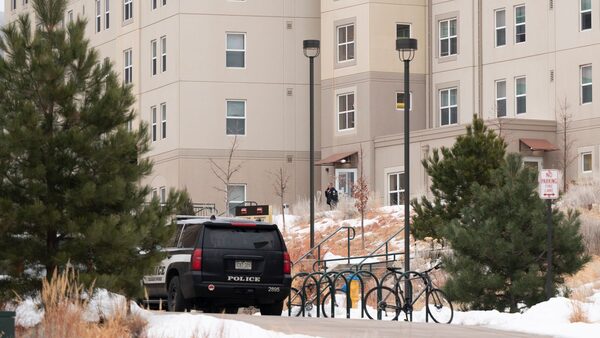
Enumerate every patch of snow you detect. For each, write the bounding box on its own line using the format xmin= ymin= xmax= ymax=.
xmin=14 ymin=298 xmax=44 ymax=328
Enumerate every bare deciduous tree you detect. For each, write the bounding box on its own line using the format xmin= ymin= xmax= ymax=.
xmin=209 ymin=136 xmax=243 ymax=215
xmin=270 ymin=167 xmax=290 ymax=232
xmin=353 ymin=146 xmax=369 ymax=249
xmin=556 ymin=98 xmax=577 ymax=192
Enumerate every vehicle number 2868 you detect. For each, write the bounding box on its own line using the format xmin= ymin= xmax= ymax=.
xmin=268 ymin=287 xmax=280 ymax=293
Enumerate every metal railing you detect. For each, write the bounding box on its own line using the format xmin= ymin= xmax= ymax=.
xmin=292 ymin=226 xmax=356 ymax=270
xmin=352 ymin=226 xmax=406 ymax=271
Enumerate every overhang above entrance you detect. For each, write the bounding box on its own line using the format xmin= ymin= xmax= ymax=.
xmin=315 ymin=151 xmax=357 ymax=166
xmin=519 ymin=138 xmax=559 ymax=152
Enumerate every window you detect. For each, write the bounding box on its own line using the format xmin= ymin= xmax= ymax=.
xmin=515 ymin=77 xmax=526 ymax=114
xmin=160 ymin=36 xmax=167 ymax=72
xmin=582 ymin=152 xmax=592 ymax=173
xmin=160 ymin=103 xmax=167 ymax=139
xmin=68 ymin=10 xmax=74 ymax=23
xmin=123 ymin=49 xmax=133 ymax=84
xmin=159 ymin=186 xmax=166 ymax=203
xmin=226 ymin=33 xmax=245 ymax=68
xmin=105 ymin=0 xmax=110 ymax=29
xmin=396 ymin=23 xmax=411 ymax=39
xmin=11 ymin=0 xmax=16 ymax=11
xmin=162 ymin=0 xmax=167 ymax=5
xmin=495 ymin=9 xmax=506 ymax=47
xmin=439 ymin=88 xmax=458 ymax=125
xmin=515 ymin=5 xmax=526 ymax=43
xmin=337 ymin=24 xmax=355 ymax=62
xmin=151 ymin=188 xmax=158 ymax=199
xmin=439 ymin=18 xmax=457 ymax=57
xmin=152 ymin=0 xmax=157 ymax=10
xmin=226 ymin=100 xmax=246 ymax=135
xmin=336 ymin=169 xmax=357 ymax=196
xmin=581 ymin=0 xmax=592 ymax=31
xmin=227 ymin=185 xmax=246 ymax=216
xmin=124 ymin=0 xmax=133 ymax=21
xmin=337 ymin=92 xmax=355 ymax=131
xmin=396 ymin=92 xmax=412 ymax=111
xmin=151 ymin=106 xmax=157 ymax=142
xmin=581 ymin=64 xmax=592 ymax=104
xmin=496 ymin=80 xmax=507 ymax=117
xmin=95 ymin=0 xmax=101 ymax=32
xmin=23 ymin=0 xmax=29 ymax=5
xmin=151 ymin=40 xmax=157 ymax=76
xmin=388 ymin=173 xmax=406 ymax=206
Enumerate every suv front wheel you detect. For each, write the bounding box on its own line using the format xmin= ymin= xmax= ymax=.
xmin=259 ymin=300 xmax=284 ymax=316
xmin=167 ymin=276 xmax=188 ymax=312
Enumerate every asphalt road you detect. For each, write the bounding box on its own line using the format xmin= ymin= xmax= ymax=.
xmin=201 ymin=313 xmax=550 ymax=338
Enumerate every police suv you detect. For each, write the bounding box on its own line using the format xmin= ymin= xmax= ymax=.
xmin=142 ymin=216 xmax=292 ymax=315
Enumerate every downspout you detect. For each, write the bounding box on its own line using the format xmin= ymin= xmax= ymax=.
xmin=477 ymin=0 xmax=483 ymax=118
xmin=427 ymin=0 xmax=432 ymax=128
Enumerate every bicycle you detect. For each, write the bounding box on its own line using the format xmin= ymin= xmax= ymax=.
xmin=285 ymin=278 xmax=336 ymax=317
xmin=363 ymin=262 xmax=453 ymax=323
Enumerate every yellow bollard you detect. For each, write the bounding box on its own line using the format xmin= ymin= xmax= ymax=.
xmin=350 ymin=277 xmax=360 ymax=308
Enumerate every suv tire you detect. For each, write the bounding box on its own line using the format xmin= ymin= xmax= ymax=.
xmin=259 ymin=300 xmax=284 ymax=316
xmin=167 ymin=276 xmax=188 ymax=312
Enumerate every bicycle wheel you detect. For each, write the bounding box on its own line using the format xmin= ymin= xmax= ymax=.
xmin=363 ymin=286 xmax=402 ymax=320
xmin=426 ymin=288 xmax=453 ymax=324
xmin=285 ymin=287 xmax=304 ymax=317
xmin=320 ymin=288 xmax=347 ymax=318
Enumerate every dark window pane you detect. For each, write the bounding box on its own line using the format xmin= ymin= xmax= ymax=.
xmin=397 ymin=24 xmax=410 ymax=39
xmin=441 ymin=108 xmax=449 ymax=125
xmin=399 ymin=173 xmax=406 ymax=190
xmin=226 ymin=119 xmax=245 ymax=135
xmin=440 ymin=39 xmax=448 ymax=56
xmin=517 ymin=96 xmax=526 ymax=114
xmin=348 ymin=111 xmax=355 ymax=128
xmin=450 ymin=37 xmax=457 ymax=55
xmin=347 ymin=25 xmax=354 ymax=41
xmin=226 ymin=51 xmax=245 ymax=67
xmin=390 ymin=174 xmax=397 ymax=191
xmin=338 ymin=26 xmax=346 ymax=44
xmin=180 ymin=224 xmax=202 ymax=248
xmin=582 ymin=85 xmax=592 ymax=104
xmin=450 ymin=107 xmax=458 ymax=124
xmin=348 ymin=43 xmax=355 ymax=60
xmin=496 ymin=28 xmax=506 ymax=46
xmin=497 ymin=99 xmax=506 ymax=117
xmin=339 ymin=45 xmax=346 ymax=61
xmin=339 ymin=113 xmax=346 ymax=130
xmin=582 ymin=12 xmax=592 ymax=30
xmin=390 ymin=193 xmax=398 ymax=206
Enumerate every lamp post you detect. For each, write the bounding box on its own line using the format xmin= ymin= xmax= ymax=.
xmin=396 ymin=37 xmax=417 ymax=319
xmin=303 ymin=40 xmax=320 ymax=251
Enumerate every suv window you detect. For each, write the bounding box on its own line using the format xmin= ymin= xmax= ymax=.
xmin=169 ymin=224 xmax=184 ymax=247
xmin=179 ymin=224 xmax=202 ymax=248
xmin=203 ymin=227 xmax=281 ymax=251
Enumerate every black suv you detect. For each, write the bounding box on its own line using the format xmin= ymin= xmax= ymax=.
xmin=142 ymin=216 xmax=292 ymax=315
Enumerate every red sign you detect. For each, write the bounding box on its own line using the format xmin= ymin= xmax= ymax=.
xmin=539 ymin=169 xmax=560 ymax=199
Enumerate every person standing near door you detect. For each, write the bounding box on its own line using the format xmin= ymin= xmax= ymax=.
xmin=325 ymin=183 xmax=338 ymax=210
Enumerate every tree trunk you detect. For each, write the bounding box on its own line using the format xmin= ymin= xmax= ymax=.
xmin=281 ymin=201 xmax=286 ymax=233
xmin=361 ymin=212 xmax=365 ymax=249
xmin=46 ymin=229 xmax=58 ymax=280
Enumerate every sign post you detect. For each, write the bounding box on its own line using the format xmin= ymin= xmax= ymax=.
xmin=538 ymin=169 xmax=560 ymax=299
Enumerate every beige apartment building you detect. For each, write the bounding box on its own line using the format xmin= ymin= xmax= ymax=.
xmin=4 ymin=0 xmax=321 ymax=215
xmin=4 ymin=0 xmax=599 ymax=214
xmin=322 ymin=0 xmax=600 ymax=207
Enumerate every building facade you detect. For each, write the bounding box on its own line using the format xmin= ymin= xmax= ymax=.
xmin=4 ymin=0 xmax=321 ymax=215
xmin=4 ymin=0 xmax=599 ymax=212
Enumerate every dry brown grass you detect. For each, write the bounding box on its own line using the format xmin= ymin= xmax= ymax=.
xmin=569 ymin=300 xmax=590 ymax=323
xmin=17 ymin=264 xmax=147 ymax=338
xmin=565 ymin=256 xmax=600 ymax=324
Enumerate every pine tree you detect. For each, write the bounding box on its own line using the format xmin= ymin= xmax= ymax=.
xmin=0 ymin=0 xmax=186 ymax=299
xmin=443 ymin=154 xmax=589 ymax=312
xmin=411 ymin=115 xmax=506 ymax=242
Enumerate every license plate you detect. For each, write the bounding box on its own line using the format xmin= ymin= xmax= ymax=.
xmin=235 ymin=260 xmax=252 ymax=270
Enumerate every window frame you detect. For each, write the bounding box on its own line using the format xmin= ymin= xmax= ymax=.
xmin=335 ymin=168 xmax=358 ymax=196
xmin=226 ymin=32 xmax=246 ymax=69
xmin=515 ymin=5 xmax=526 ymax=44
xmin=582 ymin=152 xmax=593 ymax=173
xmin=123 ymin=0 xmax=133 ymax=22
xmin=227 ymin=184 xmax=247 ymax=216
xmin=496 ymin=80 xmax=507 ymax=117
xmin=395 ymin=92 xmax=413 ymax=111
xmin=337 ymin=23 xmax=356 ymax=63
xmin=159 ymin=186 xmax=166 ymax=204
xmin=123 ymin=49 xmax=133 ymax=84
xmin=387 ymin=172 xmax=406 ymax=206
xmin=105 ymin=0 xmax=110 ymax=29
xmin=151 ymin=105 xmax=157 ymax=142
xmin=226 ymin=100 xmax=247 ymax=136
xmin=495 ymin=8 xmax=506 ymax=47
xmin=160 ymin=102 xmax=167 ymax=139
xmin=95 ymin=0 xmax=102 ymax=33
xmin=581 ymin=0 xmax=592 ymax=31
xmin=160 ymin=36 xmax=167 ymax=72
xmin=337 ymin=92 xmax=356 ymax=131
xmin=439 ymin=87 xmax=458 ymax=126
xmin=581 ymin=64 xmax=592 ymax=105
xmin=151 ymin=39 xmax=157 ymax=76
xmin=152 ymin=0 xmax=157 ymax=10
xmin=515 ymin=76 xmax=527 ymax=114
xmin=439 ymin=18 xmax=458 ymax=57
xmin=11 ymin=0 xmax=17 ymax=11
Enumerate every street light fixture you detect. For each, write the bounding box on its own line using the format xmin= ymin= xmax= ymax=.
xmin=396 ymin=37 xmax=417 ymax=320
xmin=303 ymin=39 xmax=320 ymax=251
